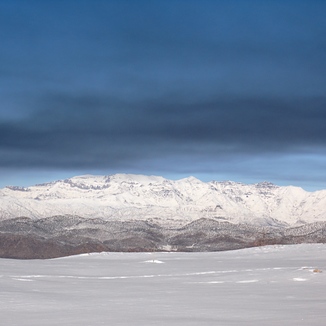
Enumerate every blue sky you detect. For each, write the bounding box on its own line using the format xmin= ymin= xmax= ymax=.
xmin=1 ymin=0 xmax=326 ymax=191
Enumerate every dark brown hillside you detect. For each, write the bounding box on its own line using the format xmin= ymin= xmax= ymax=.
xmin=0 ymin=217 xmax=326 ymax=259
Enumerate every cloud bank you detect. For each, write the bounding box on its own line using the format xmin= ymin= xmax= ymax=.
xmin=0 ymin=0 xmax=326 ymax=190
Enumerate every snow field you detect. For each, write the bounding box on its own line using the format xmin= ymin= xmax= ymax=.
xmin=0 ymin=244 xmax=325 ymax=325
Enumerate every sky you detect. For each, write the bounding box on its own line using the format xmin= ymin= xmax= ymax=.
xmin=0 ymin=0 xmax=326 ymax=191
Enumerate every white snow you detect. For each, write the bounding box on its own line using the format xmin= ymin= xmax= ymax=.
xmin=1 ymin=173 xmax=326 ymax=226
xmin=144 ymin=259 xmax=165 ymax=264
xmin=0 ymin=244 xmax=325 ymax=325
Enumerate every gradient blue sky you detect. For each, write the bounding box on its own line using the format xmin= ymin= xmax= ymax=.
xmin=1 ymin=0 xmax=326 ymax=191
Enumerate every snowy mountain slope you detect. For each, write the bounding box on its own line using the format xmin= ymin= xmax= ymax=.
xmin=1 ymin=174 xmax=326 ymax=227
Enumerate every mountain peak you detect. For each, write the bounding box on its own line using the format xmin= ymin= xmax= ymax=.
xmin=178 ymin=176 xmax=202 ymax=183
xmin=107 ymin=173 xmax=166 ymax=185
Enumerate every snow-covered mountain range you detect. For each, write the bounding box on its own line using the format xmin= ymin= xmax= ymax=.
xmin=1 ymin=174 xmax=326 ymax=258
xmin=1 ymin=174 xmax=326 ymax=227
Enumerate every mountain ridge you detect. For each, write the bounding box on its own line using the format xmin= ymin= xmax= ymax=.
xmin=1 ymin=173 xmax=326 ymax=258
xmin=1 ymin=173 xmax=325 ymax=227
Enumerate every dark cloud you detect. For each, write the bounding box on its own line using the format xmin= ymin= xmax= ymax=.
xmin=1 ymin=0 xmax=326 ymax=97
xmin=1 ymin=91 xmax=325 ymax=171
xmin=0 ymin=1 xmax=326 ymax=189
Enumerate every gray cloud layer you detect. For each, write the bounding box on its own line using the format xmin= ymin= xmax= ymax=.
xmin=1 ymin=92 xmax=325 ymax=170
xmin=1 ymin=1 xmax=326 ymax=188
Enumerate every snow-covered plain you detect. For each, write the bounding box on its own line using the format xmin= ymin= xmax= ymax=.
xmin=1 ymin=244 xmax=325 ymax=325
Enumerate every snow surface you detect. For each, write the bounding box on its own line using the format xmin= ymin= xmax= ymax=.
xmin=1 ymin=173 xmax=326 ymax=226
xmin=1 ymin=244 xmax=325 ymax=325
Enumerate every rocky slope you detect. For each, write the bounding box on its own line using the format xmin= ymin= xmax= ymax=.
xmin=0 ymin=215 xmax=326 ymax=259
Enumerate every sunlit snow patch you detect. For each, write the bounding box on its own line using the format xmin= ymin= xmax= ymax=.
xmin=293 ymin=278 xmax=307 ymax=282
xmin=144 ymin=260 xmax=165 ymax=264
xmin=13 ymin=278 xmax=33 ymax=282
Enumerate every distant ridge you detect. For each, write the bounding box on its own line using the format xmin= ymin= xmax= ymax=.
xmin=1 ymin=173 xmax=326 ymax=226
xmin=0 ymin=174 xmax=325 ymax=258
